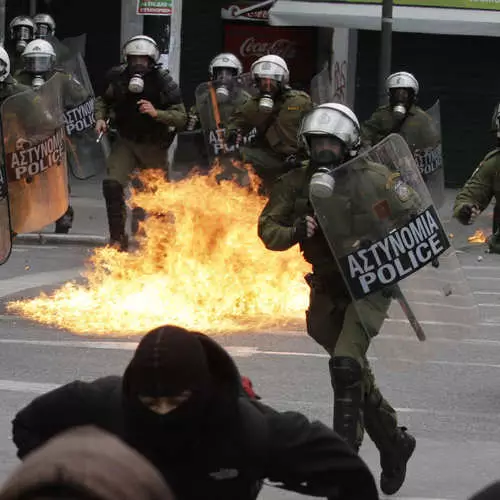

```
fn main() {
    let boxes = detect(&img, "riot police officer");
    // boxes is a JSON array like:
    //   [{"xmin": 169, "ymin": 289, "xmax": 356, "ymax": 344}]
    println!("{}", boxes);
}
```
[
  {"xmin": 226, "ymin": 54, "xmax": 312, "ymax": 193},
  {"xmin": 32, "ymin": 13, "xmax": 71, "ymax": 64},
  {"xmin": 258, "ymin": 102, "xmax": 416, "ymax": 496},
  {"xmin": 95, "ymin": 35, "xmax": 187, "ymax": 251},
  {"xmin": 6, "ymin": 16, "xmax": 35, "ymax": 74},
  {"xmin": 361, "ymin": 71, "xmax": 436, "ymax": 153},
  {"xmin": 16, "ymin": 38, "xmax": 86, "ymax": 234}
]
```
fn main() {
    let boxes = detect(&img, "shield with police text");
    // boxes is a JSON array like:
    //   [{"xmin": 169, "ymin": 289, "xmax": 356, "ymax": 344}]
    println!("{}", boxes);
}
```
[
  {"xmin": 62, "ymin": 53, "xmax": 107, "ymax": 179},
  {"xmin": 195, "ymin": 73, "xmax": 257, "ymax": 164},
  {"xmin": 310, "ymin": 134, "xmax": 479, "ymax": 362},
  {"xmin": 2, "ymin": 72, "xmax": 69, "ymax": 235},
  {"xmin": 412, "ymin": 100, "xmax": 444, "ymax": 207}
]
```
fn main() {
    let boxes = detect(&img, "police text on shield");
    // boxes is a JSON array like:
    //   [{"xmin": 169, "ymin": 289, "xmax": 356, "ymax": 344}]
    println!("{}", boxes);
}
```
[
  {"xmin": 64, "ymin": 97, "xmax": 96, "ymax": 136},
  {"xmin": 342, "ymin": 206, "xmax": 449, "ymax": 298},
  {"xmin": 9, "ymin": 128, "xmax": 65, "ymax": 181}
]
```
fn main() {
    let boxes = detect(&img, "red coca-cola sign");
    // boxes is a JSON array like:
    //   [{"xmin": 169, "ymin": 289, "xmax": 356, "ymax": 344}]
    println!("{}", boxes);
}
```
[{"xmin": 224, "ymin": 24, "xmax": 315, "ymax": 89}]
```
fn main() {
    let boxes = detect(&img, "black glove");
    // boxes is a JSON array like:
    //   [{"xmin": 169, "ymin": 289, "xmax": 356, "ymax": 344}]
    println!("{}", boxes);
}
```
[
  {"xmin": 292, "ymin": 215, "xmax": 317, "ymax": 243},
  {"xmin": 457, "ymin": 204, "xmax": 474, "ymax": 225}
]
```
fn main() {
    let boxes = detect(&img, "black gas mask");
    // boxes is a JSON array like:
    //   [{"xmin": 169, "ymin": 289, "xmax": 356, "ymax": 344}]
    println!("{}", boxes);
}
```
[
  {"xmin": 212, "ymin": 67, "xmax": 236, "ymax": 103},
  {"xmin": 389, "ymin": 88, "xmax": 414, "ymax": 119},
  {"xmin": 127, "ymin": 56, "xmax": 152, "ymax": 94},
  {"xmin": 257, "ymin": 77, "xmax": 279, "ymax": 112},
  {"xmin": 13, "ymin": 26, "xmax": 33, "ymax": 54},
  {"xmin": 308, "ymin": 136, "xmax": 347, "ymax": 199}
]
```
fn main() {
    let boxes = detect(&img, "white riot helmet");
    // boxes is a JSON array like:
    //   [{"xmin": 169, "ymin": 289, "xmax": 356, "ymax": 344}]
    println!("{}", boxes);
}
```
[
  {"xmin": 33, "ymin": 13, "xmax": 56, "ymax": 39},
  {"xmin": 385, "ymin": 71, "xmax": 419, "ymax": 96},
  {"xmin": 251, "ymin": 55, "xmax": 290, "ymax": 112},
  {"xmin": 0, "ymin": 47, "xmax": 10, "ymax": 83},
  {"xmin": 123, "ymin": 35, "xmax": 160, "ymax": 63},
  {"xmin": 302, "ymin": 103, "xmax": 361, "ymax": 199},
  {"xmin": 209, "ymin": 53, "xmax": 243, "ymax": 79},
  {"xmin": 9, "ymin": 16, "xmax": 35, "ymax": 54},
  {"xmin": 22, "ymin": 39, "xmax": 56, "ymax": 88},
  {"xmin": 251, "ymin": 54, "xmax": 289, "ymax": 85}
]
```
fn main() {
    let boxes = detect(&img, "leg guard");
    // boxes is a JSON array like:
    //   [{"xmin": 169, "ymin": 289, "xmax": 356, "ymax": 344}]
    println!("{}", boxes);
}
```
[
  {"xmin": 102, "ymin": 179, "xmax": 128, "ymax": 250},
  {"xmin": 329, "ymin": 356, "xmax": 363, "ymax": 451},
  {"xmin": 54, "ymin": 206, "xmax": 74, "ymax": 234}
]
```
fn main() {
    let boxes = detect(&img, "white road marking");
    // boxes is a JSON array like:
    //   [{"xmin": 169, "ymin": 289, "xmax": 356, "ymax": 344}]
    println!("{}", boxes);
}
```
[
  {"xmin": 0, "ymin": 269, "xmax": 84, "ymax": 298},
  {"xmin": 0, "ymin": 379, "xmax": 59, "ymax": 394}
]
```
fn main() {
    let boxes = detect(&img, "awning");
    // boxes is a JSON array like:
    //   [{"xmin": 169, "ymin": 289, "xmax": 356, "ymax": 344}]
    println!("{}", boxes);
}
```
[{"xmin": 268, "ymin": 0, "xmax": 500, "ymax": 37}]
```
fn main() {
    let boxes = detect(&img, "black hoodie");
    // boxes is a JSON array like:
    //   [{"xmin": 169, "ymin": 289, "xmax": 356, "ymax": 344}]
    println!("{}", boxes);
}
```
[{"xmin": 12, "ymin": 326, "xmax": 379, "ymax": 500}]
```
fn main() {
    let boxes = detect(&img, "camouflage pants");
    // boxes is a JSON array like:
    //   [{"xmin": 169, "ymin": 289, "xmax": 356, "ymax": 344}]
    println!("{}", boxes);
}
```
[
  {"xmin": 106, "ymin": 137, "xmax": 169, "ymax": 187},
  {"xmin": 305, "ymin": 273, "xmax": 398, "ymax": 452}
]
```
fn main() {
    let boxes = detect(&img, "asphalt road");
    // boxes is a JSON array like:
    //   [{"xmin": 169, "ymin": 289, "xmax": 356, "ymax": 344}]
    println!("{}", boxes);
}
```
[{"xmin": 0, "ymin": 237, "xmax": 499, "ymax": 500}]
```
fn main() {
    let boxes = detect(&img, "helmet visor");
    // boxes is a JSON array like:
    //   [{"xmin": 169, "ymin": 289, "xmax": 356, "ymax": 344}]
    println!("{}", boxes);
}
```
[
  {"xmin": 252, "ymin": 61, "xmax": 286, "ymax": 82},
  {"xmin": 23, "ymin": 54, "xmax": 54, "ymax": 73}
]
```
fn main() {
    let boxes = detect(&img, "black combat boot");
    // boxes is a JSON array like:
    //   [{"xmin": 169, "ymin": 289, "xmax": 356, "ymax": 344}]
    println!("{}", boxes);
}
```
[
  {"xmin": 131, "ymin": 207, "xmax": 146, "ymax": 238},
  {"xmin": 329, "ymin": 357, "xmax": 363, "ymax": 452},
  {"xmin": 102, "ymin": 179, "xmax": 128, "ymax": 251},
  {"xmin": 54, "ymin": 206, "xmax": 74, "ymax": 234},
  {"xmin": 380, "ymin": 426, "xmax": 416, "ymax": 495}
]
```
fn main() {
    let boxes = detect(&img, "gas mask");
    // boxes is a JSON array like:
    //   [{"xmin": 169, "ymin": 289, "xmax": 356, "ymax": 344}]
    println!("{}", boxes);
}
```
[
  {"xmin": 127, "ymin": 60, "xmax": 150, "ymax": 94},
  {"xmin": 32, "ymin": 75, "xmax": 45, "ymax": 89},
  {"xmin": 14, "ymin": 27, "xmax": 32, "ymax": 54},
  {"xmin": 390, "ymin": 88, "xmax": 411, "ymax": 119},
  {"xmin": 308, "ymin": 136, "xmax": 347, "ymax": 199},
  {"xmin": 213, "ymin": 68, "xmax": 235, "ymax": 104},
  {"xmin": 257, "ymin": 78, "xmax": 279, "ymax": 112}
]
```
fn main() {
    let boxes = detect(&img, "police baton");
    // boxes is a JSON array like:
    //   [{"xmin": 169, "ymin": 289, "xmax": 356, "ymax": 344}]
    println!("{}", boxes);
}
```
[{"xmin": 96, "ymin": 119, "xmax": 110, "ymax": 144}]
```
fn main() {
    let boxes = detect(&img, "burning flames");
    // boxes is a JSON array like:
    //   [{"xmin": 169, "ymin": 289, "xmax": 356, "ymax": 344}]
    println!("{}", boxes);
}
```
[
  {"xmin": 7, "ymin": 167, "xmax": 310, "ymax": 336},
  {"xmin": 468, "ymin": 229, "xmax": 489, "ymax": 244}
]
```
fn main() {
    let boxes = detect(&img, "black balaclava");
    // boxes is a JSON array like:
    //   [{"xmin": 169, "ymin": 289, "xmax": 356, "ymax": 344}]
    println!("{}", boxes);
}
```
[{"xmin": 123, "ymin": 325, "xmax": 213, "ymax": 446}]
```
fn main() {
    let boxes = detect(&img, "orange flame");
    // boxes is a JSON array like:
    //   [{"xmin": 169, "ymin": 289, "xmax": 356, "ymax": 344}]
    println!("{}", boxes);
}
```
[
  {"xmin": 7, "ymin": 168, "xmax": 310, "ymax": 336},
  {"xmin": 467, "ymin": 229, "xmax": 489, "ymax": 244}
]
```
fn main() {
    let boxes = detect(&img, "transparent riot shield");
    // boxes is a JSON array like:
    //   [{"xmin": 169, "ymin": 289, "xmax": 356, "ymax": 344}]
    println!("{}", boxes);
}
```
[
  {"xmin": 412, "ymin": 100, "xmax": 445, "ymax": 207},
  {"xmin": 195, "ymin": 73, "xmax": 257, "ymax": 164},
  {"xmin": 310, "ymin": 65, "xmax": 333, "ymax": 105},
  {"xmin": 310, "ymin": 134, "xmax": 479, "ymax": 362},
  {"xmin": 2, "ymin": 73, "xmax": 69, "ymax": 235},
  {"xmin": 62, "ymin": 53, "xmax": 107, "ymax": 179},
  {"xmin": 0, "ymin": 143, "xmax": 12, "ymax": 265}
]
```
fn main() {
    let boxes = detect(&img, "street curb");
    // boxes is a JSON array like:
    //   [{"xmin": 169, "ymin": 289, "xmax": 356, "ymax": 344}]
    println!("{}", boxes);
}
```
[{"xmin": 14, "ymin": 233, "xmax": 107, "ymax": 247}]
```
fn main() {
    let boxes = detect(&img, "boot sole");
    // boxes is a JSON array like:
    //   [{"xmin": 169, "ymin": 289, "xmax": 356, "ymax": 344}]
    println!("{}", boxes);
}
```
[{"xmin": 380, "ymin": 436, "xmax": 416, "ymax": 495}]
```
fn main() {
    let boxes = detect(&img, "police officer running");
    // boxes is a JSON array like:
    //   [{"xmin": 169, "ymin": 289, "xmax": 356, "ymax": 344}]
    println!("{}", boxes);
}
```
[
  {"xmin": 95, "ymin": 35, "xmax": 187, "ymax": 251},
  {"xmin": 226, "ymin": 54, "xmax": 312, "ymax": 193},
  {"xmin": 258, "ymin": 102, "xmax": 416, "ymax": 495},
  {"xmin": 453, "ymin": 103, "xmax": 500, "ymax": 253},
  {"xmin": 361, "ymin": 71, "xmax": 436, "ymax": 153}
]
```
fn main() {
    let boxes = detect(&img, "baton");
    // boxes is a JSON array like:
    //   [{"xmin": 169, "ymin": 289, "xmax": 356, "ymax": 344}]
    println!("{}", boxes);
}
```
[{"xmin": 96, "ymin": 118, "xmax": 110, "ymax": 144}]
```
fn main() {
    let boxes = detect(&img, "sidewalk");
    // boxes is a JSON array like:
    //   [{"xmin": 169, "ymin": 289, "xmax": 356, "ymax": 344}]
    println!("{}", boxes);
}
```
[{"xmin": 14, "ymin": 171, "xmax": 495, "ymax": 251}]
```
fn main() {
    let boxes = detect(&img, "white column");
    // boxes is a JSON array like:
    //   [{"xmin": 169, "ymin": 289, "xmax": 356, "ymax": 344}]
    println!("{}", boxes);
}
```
[{"xmin": 331, "ymin": 27, "xmax": 358, "ymax": 109}]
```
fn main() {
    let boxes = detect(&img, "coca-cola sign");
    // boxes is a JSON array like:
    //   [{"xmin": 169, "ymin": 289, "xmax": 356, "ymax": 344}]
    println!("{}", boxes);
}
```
[
  {"xmin": 224, "ymin": 24, "xmax": 315, "ymax": 89},
  {"xmin": 240, "ymin": 37, "xmax": 297, "ymax": 59}
]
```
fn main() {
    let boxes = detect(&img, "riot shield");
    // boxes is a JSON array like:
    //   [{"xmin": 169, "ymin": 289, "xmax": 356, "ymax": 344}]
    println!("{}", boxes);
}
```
[
  {"xmin": 2, "ymin": 73, "xmax": 69, "ymax": 235},
  {"xmin": 0, "ymin": 149, "xmax": 12, "ymax": 265},
  {"xmin": 310, "ymin": 134, "xmax": 479, "ymax": 360},
  {"xmin": 413, "ymin": 100, "xmax": 445, "ymax": 207},
  {"xmin": 62, "ymin": 53, "xmax": 107, "ymax": 179},
  {"xmin": 195, "ymin": 73, "xmax": 257, "ymax": 163},
  {"xmin": 310, "ymin": 65, "xmax": 333, "ymax": 105}
]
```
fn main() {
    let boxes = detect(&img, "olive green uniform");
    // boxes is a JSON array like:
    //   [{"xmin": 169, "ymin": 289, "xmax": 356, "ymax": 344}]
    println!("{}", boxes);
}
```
[
  {"xmin": 94, "ymin": 65, "xmax": 187, "ymax": 248},
  {"xmin": 226, "ymin": 89, "xmax": 312, "ymax": 191},
  {"xmin": 258, "ymin": 159, "xmax": 417, "ymax": 454},
  {"xmin": 361, "ymin": 104, "xmax": 438, "ymax": 153},
  {"xmin": 454, "ymin": 149, "xmax": 500, "ymax": 252}
]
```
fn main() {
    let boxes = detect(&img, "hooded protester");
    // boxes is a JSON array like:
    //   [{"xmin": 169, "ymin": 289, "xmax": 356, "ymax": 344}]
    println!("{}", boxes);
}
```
[
  {"xmin": 12, "ymin": 325, "xmax": 379, "ymax": 500},
  {"xmin": 0, "ymin": 426, "xmax": 174, "ymax": 500}
]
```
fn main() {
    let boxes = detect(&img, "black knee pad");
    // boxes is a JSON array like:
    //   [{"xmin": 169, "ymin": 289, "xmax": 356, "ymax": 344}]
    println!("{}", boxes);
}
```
[
  {"xmin": 102, "ymin": 179, "xmax": 124, "ymax": 200},
  {"xmin": 330, "ymin": 357, "xmax": 362, "ymax": 388}
]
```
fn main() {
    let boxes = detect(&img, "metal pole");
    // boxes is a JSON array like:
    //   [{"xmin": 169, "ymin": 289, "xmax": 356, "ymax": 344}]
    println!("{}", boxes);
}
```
[
  {"xmin": 0, "ymin": 0, "xmax": 5, "ymax": 45},
  {"xmin": 378, "ymin": 0, "xmax": 393, "ymax": 106}
]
